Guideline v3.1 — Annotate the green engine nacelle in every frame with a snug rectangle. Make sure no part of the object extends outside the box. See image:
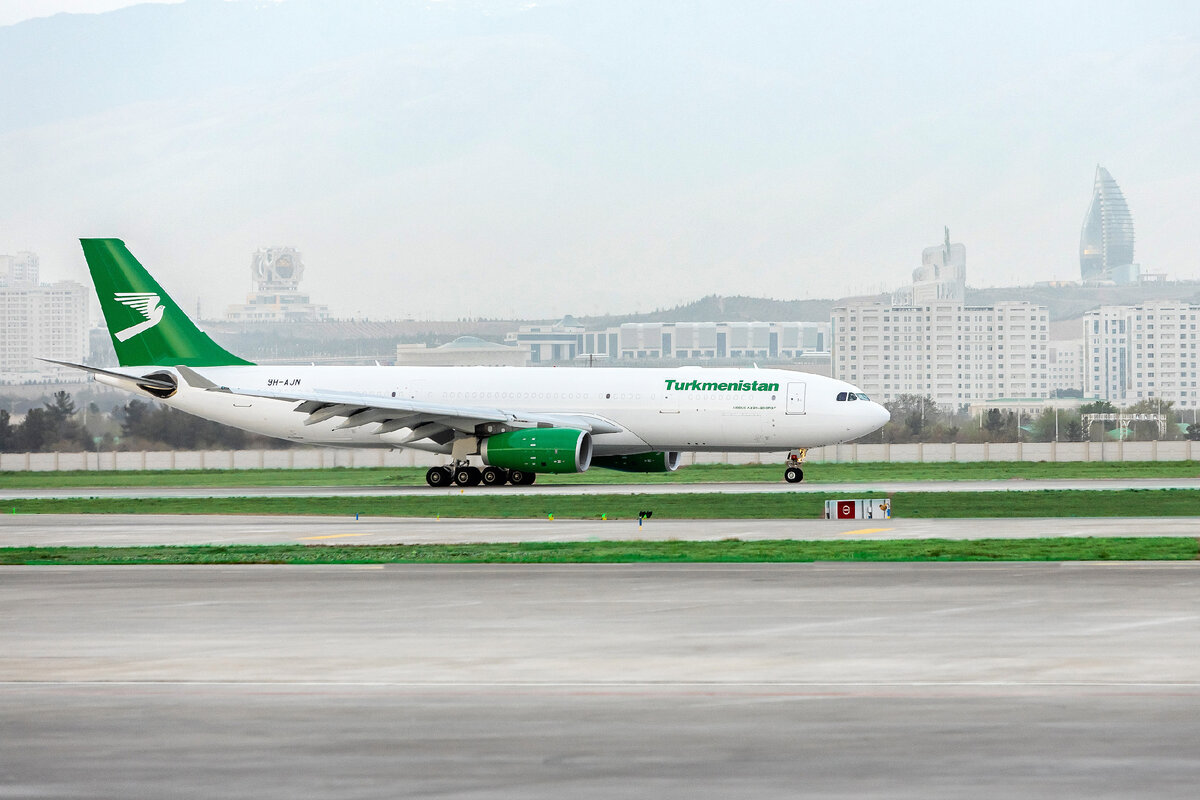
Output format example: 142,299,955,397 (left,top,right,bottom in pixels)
480,428,593,474
591,451,682,473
